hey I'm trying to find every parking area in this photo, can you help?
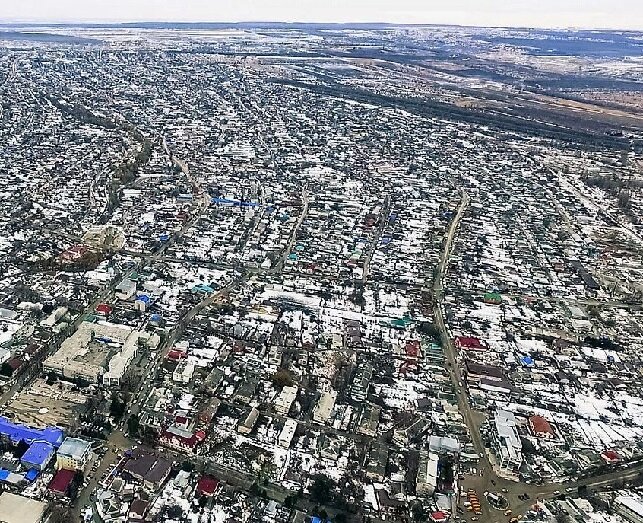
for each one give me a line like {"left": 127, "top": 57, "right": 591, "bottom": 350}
{"left": 4, "top": 378, "right": 89, "bottom": 430}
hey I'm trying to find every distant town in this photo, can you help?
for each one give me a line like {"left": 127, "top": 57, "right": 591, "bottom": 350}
{"left": 0, "top": 21, "right": 642, "bottom": 523}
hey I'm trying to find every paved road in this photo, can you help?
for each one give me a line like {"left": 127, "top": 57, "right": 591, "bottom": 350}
{"left": 362, "top": 195, "right": 391, "bottom": 285}
{"left": 276, "top": 187, "right": 309, "bottom": 273}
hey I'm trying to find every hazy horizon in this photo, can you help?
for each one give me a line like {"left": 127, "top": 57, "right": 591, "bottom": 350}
{"left": 1, "top": 0, "right": 642, "bottom": 31}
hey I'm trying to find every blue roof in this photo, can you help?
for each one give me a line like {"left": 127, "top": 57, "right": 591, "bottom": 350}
{"left": 192, "top": 284, "right": 215, "bottom": 293}
{"left": 24, "top": 468, "right": 39, "bottom": 481}
{"left": 521, "top": 356, "right": 535, "bottom": 366}
{"left": 137, "top": 295, "right": 151, "bottom": 303}
{"left": 150, "top": 313, "right": 162, "bottom": 321}
{"left": 211, "top": 197, "right": 260, "bottom": 208}
{"left": 21, "top": 441, "right": 55, "bottom": 468}
{"left": 0, "top": 469, "right": 9, "bottom": 481}
{"left": 0, "top": 416, "right": 64, "bottom": 447}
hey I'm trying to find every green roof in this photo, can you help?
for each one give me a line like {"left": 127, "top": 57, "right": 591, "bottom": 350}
{"left": 484, "top": 292, "right": 502, "bottom": 302}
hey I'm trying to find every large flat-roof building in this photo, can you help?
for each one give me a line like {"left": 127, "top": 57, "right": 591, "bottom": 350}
{"left": 274, "top": 385, "right": 298, "bottom": 415}
{"left": 0, "top": 416, "right": 63, "bottom": 447}
{"left": 43, "top": 321, "right": 155, "bottom": 386}
{"left": 0, "top": 493, "right": 47, "bottom": 523}
{"left": 312, "top": 390, "right": 337, "bottom": 424}
{"left": 616, "top": 495, "right": 643, "bottom": 523}
{"left": 492, "top": 409, "right": 523, "bottom": 474}
{"left": 20, "top": 440, "right": 55, "bottom": 471}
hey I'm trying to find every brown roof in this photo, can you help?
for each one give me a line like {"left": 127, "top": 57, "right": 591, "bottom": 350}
{"left": 465, "top": 361, "right": 505, "bottom": 379}
{"left": 529, "top": 415, "right": 554, "bottom": 435}
{"left": 122, "top": 449, "right": 170, "bottom": 486}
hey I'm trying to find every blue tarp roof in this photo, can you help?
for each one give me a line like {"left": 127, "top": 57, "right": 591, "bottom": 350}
{"left": 0, "top": 469, "right": 9, "bottom": 481}
{"left": 21, "top": 441, "right": 55, "bottom": 468}
{"left": 137, "top": 295, "right": 150, "bottom": 303}
{"left": 521, "top": 356, "right": 535, "bottom": 366}
{"left": 24, "top": 468, "right": 39, "bottom": 482}
{"left": 0, "top": 416, "right": 64, "bottom": 447}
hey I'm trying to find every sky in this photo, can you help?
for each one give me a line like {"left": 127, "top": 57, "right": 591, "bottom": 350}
{"left": 1, "top": 0, "right": 642, "bottom": 30}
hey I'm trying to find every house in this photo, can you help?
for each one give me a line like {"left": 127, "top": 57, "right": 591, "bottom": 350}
{"left": 455, "top": 336, "right": 486, "bottom": 352}
{"left": 0, "top": 417, "right": 64, "bottom": 447}
{"left": 116, "top": 279, "right": 137, "bottom": 301}
{"left": 135, "top": 294, "right": 151, "bottom": 312}
{"left": 430, "top": 512, "right": 449, "bottom": 523}
{"left": 95, "top": 303, "right": 113, "bottom": 317}
{"left": 196, "top": 475, "right": 220, "bottom": 497}
{"left": 491, "top": 409, "right": 522, "bottom": 474}
{"left": 160, "top": 426, "right": 206, "bottom": 453}
{"left": 129, "top": 499, "right": 149, "bottom": 522}
{"left": 122, "top": 449, "right": 172, "bottom": 491}
{"left": 615, "top": 494, "right": 643, "bottom": 523}
{"left": 48, "top": 468, "right": 76, "bottom": 497}
{"left": 416, "top": 451, "right": 439, "bottom": 496}
{"left": 529, "top": 415, "right": 555, "bottom": 439}
{"left": 312, "top": 390, "right": 337, "bottom": 424}
{"left": 601, "top": 449, "right": 621, "bottom": 464}
{"left": 238, "top": 408, "right": 259, "bottom": 435}
{"left": 365, "top": 442, "right": 388, "bottom": 481}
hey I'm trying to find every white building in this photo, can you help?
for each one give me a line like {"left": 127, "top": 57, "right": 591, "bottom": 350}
{"left": 278, "top": 418, "right": 298, "bottom": 448}
{"left": 56, "top": 437, "right": 93, "bottom": 471}
{"left": 313, "top": 390, "right": 337, "bottom": 424}
{"left": 274, "top": 386, "right": 298, "bottom": 415}
{"left": 492, "top": 409, "right": 523, "bottom": 473}
{"left": 416, "top": 451, "right": 439, "bottom": 496}
{"left": 615, "top": 495, "right": 643, "bottom": 523}
{"left": 115, "top": 278, "right": 137, "bottom": 301}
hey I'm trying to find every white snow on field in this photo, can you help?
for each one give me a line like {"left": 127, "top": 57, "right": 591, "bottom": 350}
{"left": 374, "top": 379, "right": 427, "bottom": 410}
{"left": 581, "top": 346, "right": 621, "bottom": 363}
{"left": 516, "top": 337, "right": 548, "bottom": 354}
